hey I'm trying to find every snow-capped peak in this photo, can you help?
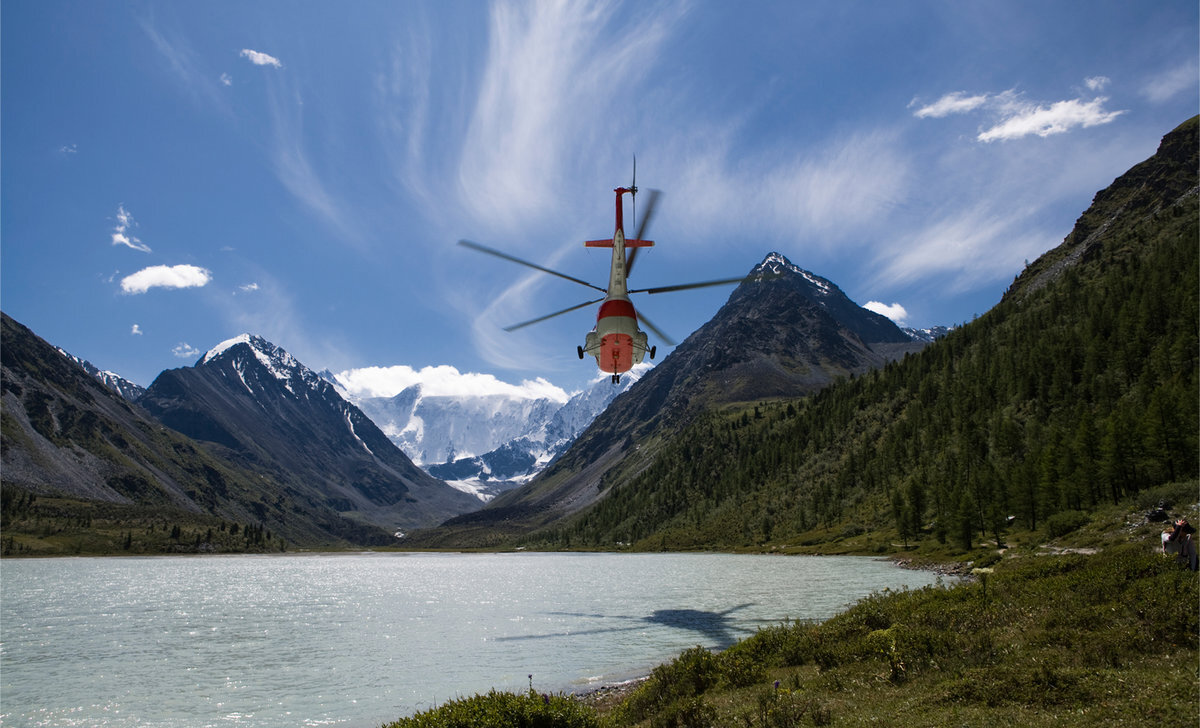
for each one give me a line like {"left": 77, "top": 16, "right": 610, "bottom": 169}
{"left": 200, "top": 334, "right": 255, "bottom": 365}
{"left": 756, "top": 252, "right": 832, "bottom": 295}
{"left": 197, "top": 333, "right": 315, "bottom": 389}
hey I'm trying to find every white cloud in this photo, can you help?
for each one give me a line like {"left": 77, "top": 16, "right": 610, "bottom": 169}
{"left": 238, "top": 282, "right": 260, "bottom": 293}
{"left": 863, "top": 301, "right": 908, "bottom": 324}
{"left": 911, "top": 91, "right": 990, "bottom": 118}
{"left": 240, "top": 49, "right": 282, "bottom": 68}
{"left": 59, "top": 143, "right": 78, "bottom": 155}
{"left": 172, "top": 342, "right": 201, "bottom": 359}
{"left": 131, "top": 324, "right": 143, "bottom": 336}
{"left": 111, "top": 204, "right": 151, "bottom": 253}
{"left": 336, "top": 364, "right": 568, "bottom": 402}
{"left": 915, "top": 82, "right": 1126, "bottom": 142}
{"left": 220, "top": 72, "right": 232, "bottom": 86}
{"left": 977, "top": 97, "right": 1125, "bottom": 142}
{"left": 120, "top": 264, "right": 212, "bottom": 294}
{"left": 1141, "top": 60, "right": 1198, "bottom": 103}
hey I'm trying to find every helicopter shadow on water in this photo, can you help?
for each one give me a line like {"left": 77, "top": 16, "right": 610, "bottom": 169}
{"left": 491, "top": 603, "right": 768, "bottom": 650}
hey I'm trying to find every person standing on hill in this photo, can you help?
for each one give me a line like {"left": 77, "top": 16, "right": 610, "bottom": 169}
{"left": 1167, "top": 518, "right": 1197, "bottom": 571}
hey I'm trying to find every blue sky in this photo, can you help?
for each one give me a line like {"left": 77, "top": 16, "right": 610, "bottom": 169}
{"left": 3, "top": 1, "right": 1196, "bottom": 399}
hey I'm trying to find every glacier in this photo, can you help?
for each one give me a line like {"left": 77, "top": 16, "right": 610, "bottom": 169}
{"left": 337, "top": 364, "right": 650, "bottom": 501}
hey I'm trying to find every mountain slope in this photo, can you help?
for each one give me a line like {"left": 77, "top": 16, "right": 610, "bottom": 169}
{"left": 537, "top": 116, "right": 1199, "bottom": 550}
{"left": 415, "top": 253, "right": 926, "bottom": 545}
{"left": 1, "top": 314, "right": 389, "bottom": 546}
{"left": 139, "top": 335, "right": 479, "bottom": 533}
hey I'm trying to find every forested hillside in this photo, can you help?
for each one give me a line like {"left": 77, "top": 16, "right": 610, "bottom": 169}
{"left": 531, "top": 117, "right": 1198, "bottom": 551}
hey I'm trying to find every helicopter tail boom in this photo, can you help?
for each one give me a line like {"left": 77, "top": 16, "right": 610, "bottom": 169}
{"left": 584, "top": 238, "right": 654, "bottom": 248}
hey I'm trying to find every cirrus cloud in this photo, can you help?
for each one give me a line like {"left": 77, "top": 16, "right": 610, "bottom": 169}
{"left": 911, "top": 91, "right": 989, "bottom": 119}
{"left": 1141, "top": 60, "right": 1199, "bottom": 103}
{"left": 120, "top": 264, "right": 212, "bottom": 294}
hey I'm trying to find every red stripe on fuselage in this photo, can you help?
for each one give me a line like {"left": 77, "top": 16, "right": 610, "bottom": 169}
{"left": 596, "top": 299, "right": 636, "bottom": 322}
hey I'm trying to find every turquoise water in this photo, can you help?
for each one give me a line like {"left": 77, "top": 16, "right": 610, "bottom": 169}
{"left": 0, "top": 552, "right": 948, "bottom": 726}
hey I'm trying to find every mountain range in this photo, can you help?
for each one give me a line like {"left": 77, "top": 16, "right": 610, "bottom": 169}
{"left": 0, "top": 245, "right": 925, "bottom": 552}
{"left": 1, "top": 321, "right": 479, "bottom": 550}
{"left": 7, "top": 116, "right": 1191, "bottom": 556}
{"left": 414, "top": 250, "right": 931, "bottom": 546}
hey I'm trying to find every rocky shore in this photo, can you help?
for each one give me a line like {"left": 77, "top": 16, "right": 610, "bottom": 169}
{"left": 574, "top": 676, "right": 649, "bottom": 712}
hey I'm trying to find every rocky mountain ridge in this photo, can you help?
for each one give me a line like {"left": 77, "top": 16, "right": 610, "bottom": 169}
{"left": 137, "top": 334, "right": 480, "bottom": 533}
{"left": 2, "top": 314, "right": 404, "bottom": 546}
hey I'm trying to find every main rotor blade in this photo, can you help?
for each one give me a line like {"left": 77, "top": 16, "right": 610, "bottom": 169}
{"left": 629, "top": 275, "right": 750, "bottom": 295}
{"left": 503, "top": 297, "right": 605, "bottom": 332}
{"left": 637, "top": 310, "right": 676, "bottom": 347}
{"left": 626, "top": 189, "right": 660, "bottom": 278}
{"left": 458, "top": 240, "right": 606, "bottom": 294}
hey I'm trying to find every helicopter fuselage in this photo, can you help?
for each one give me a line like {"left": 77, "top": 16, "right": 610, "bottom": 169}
{"left": 582, "top": 188, "right": 652, "bottom": 378}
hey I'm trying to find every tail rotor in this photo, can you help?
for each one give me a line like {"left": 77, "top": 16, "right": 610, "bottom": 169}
{"left": 626, "top": 154, "right": 659, "bottom": 278}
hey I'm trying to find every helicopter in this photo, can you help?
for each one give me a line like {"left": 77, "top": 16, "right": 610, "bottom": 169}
{"left": 459, "top": 168, "right": 751, "bottom": 383}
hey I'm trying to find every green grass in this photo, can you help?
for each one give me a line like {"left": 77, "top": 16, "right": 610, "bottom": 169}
{"left": 381, "top": 690, "right": 602, "bottom": 728}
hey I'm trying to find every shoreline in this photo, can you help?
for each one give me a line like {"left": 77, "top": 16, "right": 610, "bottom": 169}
{"left": 574, "top": 675, "right": 650, "bottom": 712}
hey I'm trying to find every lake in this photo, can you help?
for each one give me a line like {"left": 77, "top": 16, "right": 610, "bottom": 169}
{"left": 0, "top": 551, "right": 950, "bottom": 726}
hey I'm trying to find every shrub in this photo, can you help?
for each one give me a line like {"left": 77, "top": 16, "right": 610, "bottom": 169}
{"left": 1043, "top": 510, "right": 1090, "bottom": 539}
{"left": 648, "top": 696, "right": 716, "bottom": 728}
{"left": 381, "top": 690, "right": 600, "bottom": 728}
{"left": 717, "top": 648, "right": 765, "bottom": 688}
{"left": 613, "top": 647, "right": 720, "bottom": 724}
{"left": 748, "top": 687, "right": 815, "bottom": 728}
